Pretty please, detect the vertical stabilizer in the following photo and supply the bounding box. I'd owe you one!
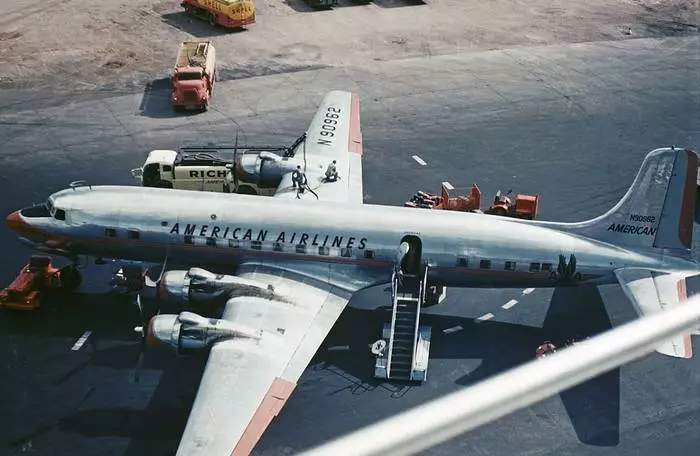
[540,147,698,257]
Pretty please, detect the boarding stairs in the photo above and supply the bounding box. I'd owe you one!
[374,266,432,382]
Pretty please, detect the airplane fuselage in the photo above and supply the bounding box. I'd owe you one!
[8,185,693,296]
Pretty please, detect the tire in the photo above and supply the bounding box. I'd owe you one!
[237,185,257,195]
[490,207,508,217]
[155,180,173,189]
[59,265,82,291]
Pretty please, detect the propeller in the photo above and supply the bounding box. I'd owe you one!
[130,256,169,383]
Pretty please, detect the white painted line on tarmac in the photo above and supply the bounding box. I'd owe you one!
[71,330,92,351]
[522,288,535,295]
[328,345,350,351]
[443,325,463,334]
[502,299,518,310]
[442,181,454,190]
[475,313,494,323]
[412,155,427,166]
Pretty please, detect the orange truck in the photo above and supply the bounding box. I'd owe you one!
[405,183,539,220]
[172,41,216,112]
[181,0,255,28]
[0,256,81,311]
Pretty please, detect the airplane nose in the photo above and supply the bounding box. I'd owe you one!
[6,211,28,235]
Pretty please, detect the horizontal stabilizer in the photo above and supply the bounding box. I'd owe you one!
[615,268,694,358]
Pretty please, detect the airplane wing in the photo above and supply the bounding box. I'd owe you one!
[175,264,354,456]
[614,268,696,358]
[273,90,364,204]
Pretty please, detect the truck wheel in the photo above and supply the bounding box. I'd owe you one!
[59,265,82,291]
[155,180,173,189]
[237,185,257,195]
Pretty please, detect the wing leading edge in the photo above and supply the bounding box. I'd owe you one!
[273,90,363,204]
[615,268,696,358]
[176,266,353,456]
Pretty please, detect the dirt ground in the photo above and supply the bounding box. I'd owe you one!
[0,0,696,92]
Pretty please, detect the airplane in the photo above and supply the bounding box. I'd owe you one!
[5,88,700,455]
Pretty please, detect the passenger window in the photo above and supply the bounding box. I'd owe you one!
[504,261,516,271]
[184,235,194,245]
[206,237,216,247]
[127,230,140,240]
[251,240,262,250]
[273,242,284,252]
[364,250,375,259]
[228,239,239,249]
[318,246,330,256]
[457,257,468,267]
[479,259,491,269]
[541,263,552,272]
[341,248,352,257]
[296,245,307,254]
[105,228,117,237]
[529,262,541,272]
[54,209,66,221]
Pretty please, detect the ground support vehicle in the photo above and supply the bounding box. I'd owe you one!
[172,41,216,111]
[405,183,539,220]
[131,136,306,195]
[0,256,81,311]
[181,0,255,28]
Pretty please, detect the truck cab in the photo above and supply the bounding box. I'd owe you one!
[132,150,178,189]
[172,68,212,111]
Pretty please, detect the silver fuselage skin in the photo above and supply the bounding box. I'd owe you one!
[11,185,695,295]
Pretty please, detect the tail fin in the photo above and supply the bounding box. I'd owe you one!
[545,147,698,255]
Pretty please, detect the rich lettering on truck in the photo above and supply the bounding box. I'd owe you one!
[317,106,341,146]
[169,223,368,249]
[629,214,656,224]
[606,223,657,236]
[188,170,229,178]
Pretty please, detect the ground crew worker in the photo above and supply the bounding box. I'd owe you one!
[325,160,338,182]
[292,165,307,189]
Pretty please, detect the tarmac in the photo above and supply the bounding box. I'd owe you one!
[0,35,699,456]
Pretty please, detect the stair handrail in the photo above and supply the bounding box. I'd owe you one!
[411,265,428,378]
[387,269,400,378]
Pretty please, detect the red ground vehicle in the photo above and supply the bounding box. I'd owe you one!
[0,256,81,311]
[172,41,216,111]
[405,183,540,220]
[181,0,255,29]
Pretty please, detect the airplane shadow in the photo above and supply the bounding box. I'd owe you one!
[313,285,620,448]
[542,286,620,447]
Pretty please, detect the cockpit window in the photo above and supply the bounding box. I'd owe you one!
[54,209,66,221]
[46,199,54,215]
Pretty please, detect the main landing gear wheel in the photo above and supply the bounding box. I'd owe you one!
[59,264,82,291]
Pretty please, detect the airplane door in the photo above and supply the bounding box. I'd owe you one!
[399,235,422,277]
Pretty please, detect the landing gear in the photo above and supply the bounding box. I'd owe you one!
[424,284,446,307]
[59,264,82,291]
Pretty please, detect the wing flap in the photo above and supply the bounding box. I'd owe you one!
[614,268,693,358]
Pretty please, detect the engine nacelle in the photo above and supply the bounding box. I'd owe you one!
[237,152,298,187]
[158,268,275,303]
[146,311,262,353]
